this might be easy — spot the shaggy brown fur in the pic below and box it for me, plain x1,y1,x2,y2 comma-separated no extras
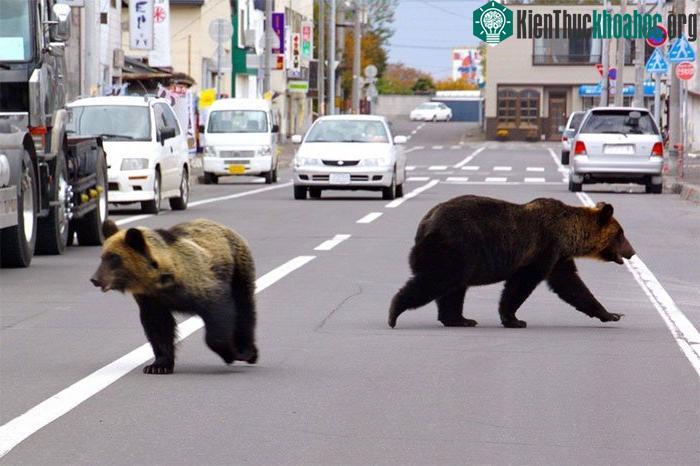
388,196,635,329
92,219,257,374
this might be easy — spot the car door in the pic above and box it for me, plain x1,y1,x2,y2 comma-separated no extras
160,103,189,184
387,122,406,184
153,103,178,192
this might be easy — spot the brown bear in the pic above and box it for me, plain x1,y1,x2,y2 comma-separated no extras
90,218,258,374
388,196,635,329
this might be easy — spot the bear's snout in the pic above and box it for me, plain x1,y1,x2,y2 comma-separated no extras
90,273,110,292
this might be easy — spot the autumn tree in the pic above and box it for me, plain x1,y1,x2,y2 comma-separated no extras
376,63,433,95
341,31,387,102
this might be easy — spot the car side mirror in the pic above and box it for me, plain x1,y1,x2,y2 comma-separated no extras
393,135,407,145
50,4,71,42
291,134,302,144
159,127,176,144
272,124,279,133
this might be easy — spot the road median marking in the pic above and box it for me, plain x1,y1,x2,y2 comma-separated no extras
0,254,316,458
453,147,484,168
314,234,351,251
356,212,383,224
576,191,700,377
385,179,439,208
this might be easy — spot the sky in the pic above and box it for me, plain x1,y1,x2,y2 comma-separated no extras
387,0,483,79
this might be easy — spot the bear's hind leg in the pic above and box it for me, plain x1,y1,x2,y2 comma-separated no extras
388,275,456,328
499,268,545,328
136,296,177,374
437,285,477,327
203,311,237,365
231,265,258,364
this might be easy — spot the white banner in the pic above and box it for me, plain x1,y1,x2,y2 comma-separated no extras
149,0,171,66
129,0,154,50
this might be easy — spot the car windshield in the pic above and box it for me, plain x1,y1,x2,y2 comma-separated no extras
580,110,658,135
0,0,32,62
569,113,585,130
207,110,268,133
66,105,152,141
305,120,389,143
417,103,438,110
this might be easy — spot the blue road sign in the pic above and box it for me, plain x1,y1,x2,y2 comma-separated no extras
646,48,669,74
668,37,696,63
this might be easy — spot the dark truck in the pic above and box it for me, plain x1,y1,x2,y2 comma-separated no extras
0,1,107,267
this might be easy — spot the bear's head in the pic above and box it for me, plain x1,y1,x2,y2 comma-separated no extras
90,219,175,295
589,202,635,264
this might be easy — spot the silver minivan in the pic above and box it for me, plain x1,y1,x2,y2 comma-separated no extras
569,107,664,193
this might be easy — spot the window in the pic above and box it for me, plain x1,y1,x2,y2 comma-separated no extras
158,104,181,135
0,0,32,61
498,89,540,128
66,105,152,141
497,89,518,125
534,28,601,65
580,109,658,135
305,120,389,143
207,110,269,134
519,90,539,126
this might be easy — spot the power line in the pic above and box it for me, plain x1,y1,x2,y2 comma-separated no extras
388,43,471,50
414,0,470,19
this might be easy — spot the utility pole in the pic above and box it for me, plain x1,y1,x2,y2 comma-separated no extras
653,0,663,123
351,1,362,114
328,0,336,115
670,0,685,157
632,0,646,108
600,0,611,106
614,0,627,107
84,0,99,95
264,0,273,94
318,0,326,115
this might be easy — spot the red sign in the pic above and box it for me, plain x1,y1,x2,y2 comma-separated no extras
646,24,668,48
595,63,603,76
676,61,695,80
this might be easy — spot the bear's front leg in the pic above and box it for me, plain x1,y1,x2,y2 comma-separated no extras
437,285,478,327
499,268,546,328
136,296,176,375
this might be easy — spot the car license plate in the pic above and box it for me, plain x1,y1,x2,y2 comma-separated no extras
228,165,246,174
604,144,634,155
329,173,351,184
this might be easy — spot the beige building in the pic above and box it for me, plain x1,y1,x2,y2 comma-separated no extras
485,4,656,141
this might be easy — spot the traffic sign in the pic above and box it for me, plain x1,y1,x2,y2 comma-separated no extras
668,36,696,63
595,63,603,76
208,18,233,43
646,24,668,48
646,48,669,74
364,65,378,78
676,61,695,80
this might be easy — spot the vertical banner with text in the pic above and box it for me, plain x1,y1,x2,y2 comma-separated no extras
149,0,171,66
130,0,154,50
301,21,313,64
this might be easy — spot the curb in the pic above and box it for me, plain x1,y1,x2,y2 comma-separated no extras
664,177,700,204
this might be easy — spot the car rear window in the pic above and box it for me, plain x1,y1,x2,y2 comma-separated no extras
569,113,584,130
580,110,658,135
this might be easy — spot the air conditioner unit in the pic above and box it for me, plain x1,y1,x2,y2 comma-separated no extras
113,49,125,68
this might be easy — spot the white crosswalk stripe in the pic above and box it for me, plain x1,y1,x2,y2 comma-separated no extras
526,167,545,172
461,166,479,171
485,177,507,182
524,177,546,183
428,165,448,170
493,166,512,171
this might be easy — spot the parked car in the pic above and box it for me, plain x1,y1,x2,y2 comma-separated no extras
560,111,585,165
409,102,452,122
291,115,408,200
568,107,664,193
201,98,279,184
66,96,191,214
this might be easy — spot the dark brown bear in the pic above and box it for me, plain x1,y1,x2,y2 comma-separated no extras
91,219,258,374
388,196,635,329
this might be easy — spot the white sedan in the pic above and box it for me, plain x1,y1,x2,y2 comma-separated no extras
409,102,452,121
292,115,408,200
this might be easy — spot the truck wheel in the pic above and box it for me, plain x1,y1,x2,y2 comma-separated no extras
203,172,218,184
76,151,108,245
169,167,189,210
568,178,582,192
141,170,161,214
36,152,70,255
1,151,38,268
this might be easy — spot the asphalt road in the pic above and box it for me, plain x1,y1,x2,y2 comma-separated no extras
1,118,699,465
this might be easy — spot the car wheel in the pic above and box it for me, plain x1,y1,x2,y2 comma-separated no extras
561,150,570,165
263,170,274,184
169,167,189,210
294,185,307,200
309,187,322,199
203,171,218,184
0,150,38,267
141,170,161,214
568,178,582,192
382,174,397,200
272,166,278,183
36,152,70,255
76,150,108,246
395,183,404,198
646,182,662,194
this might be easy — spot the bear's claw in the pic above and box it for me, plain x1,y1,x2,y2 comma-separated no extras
440,318,478,327
143,364,174,375
601,312,624,322
502,319,527,328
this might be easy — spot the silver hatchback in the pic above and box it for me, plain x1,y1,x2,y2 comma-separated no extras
568,107,664,193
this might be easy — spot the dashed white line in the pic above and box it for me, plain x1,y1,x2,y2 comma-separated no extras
386,179,439,208
432,145,444,150
356,212,383,224
406,166,416,171
485,177,507,182
314,234,351,251
461,166,480,171
0,254,317,458
454,147,485,168
446,177,469,182
494,166,512,171
575,191,700,377
450,145,461,150
548,148,568,182
428,165,448,171
407,176,430,181
524,177,546,183
526,167,545,172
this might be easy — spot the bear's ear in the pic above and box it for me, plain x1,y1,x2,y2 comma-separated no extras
597,203,614,226
124,228,148,256
102,219,119,239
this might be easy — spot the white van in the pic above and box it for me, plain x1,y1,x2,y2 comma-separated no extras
202,98,279,184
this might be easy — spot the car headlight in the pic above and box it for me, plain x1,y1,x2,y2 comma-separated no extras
360,157,391,167
204,146,216,156
294,157,321,168
120,158,149,171
256,145,272,157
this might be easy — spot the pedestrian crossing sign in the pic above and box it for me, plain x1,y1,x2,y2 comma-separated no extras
646,48,669,74
668,37,696,63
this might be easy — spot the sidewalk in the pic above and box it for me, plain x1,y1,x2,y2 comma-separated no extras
664,152,700,204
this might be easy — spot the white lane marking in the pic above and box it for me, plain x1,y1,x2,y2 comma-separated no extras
314,234,351,251
446,176,469,182
548,148,568,182
461,166,480,171
404,146,424,154
406,166,416,171
385,179,439,208
576,191,700,377
485,177,507,182
432,145,444,150
524,177,546,183
450,145,461,150
454,147,484,168
526,167,545,172
428,165,448,171
494,166,512,171
407,176,430,182
356,212,383,224
114,182,292,227
442,181,564,186
0,254,316,458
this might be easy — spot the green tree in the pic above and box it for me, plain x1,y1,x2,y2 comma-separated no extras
367,0,400,44
412,77,435,94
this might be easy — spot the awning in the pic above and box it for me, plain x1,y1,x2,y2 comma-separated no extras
579,81,656,98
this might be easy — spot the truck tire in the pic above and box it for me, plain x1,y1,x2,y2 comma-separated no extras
141,170,161,214
1,151,38,268
76,151,108,245
169,166,189,210
36,152,70,255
